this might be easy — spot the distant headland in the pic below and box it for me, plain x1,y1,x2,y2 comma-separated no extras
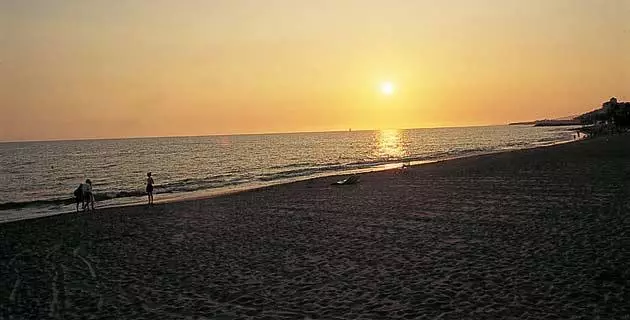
509,118,581,127
510,97,630,127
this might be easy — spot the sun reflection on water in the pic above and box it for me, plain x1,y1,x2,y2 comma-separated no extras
376,129,407,159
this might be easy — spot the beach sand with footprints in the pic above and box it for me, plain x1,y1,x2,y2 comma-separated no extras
2,135,630,319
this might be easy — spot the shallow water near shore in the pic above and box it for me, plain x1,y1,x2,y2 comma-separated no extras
0,125,578,222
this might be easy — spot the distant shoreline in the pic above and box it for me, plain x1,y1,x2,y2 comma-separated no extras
0,132,583,225
509,120,582,126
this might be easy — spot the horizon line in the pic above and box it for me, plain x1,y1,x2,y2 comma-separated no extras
0,123,507,144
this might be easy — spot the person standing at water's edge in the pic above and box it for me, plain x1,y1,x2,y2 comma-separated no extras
146,172,154,205
74,183,84,212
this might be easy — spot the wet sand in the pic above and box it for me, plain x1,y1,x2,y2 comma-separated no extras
2,135,630,319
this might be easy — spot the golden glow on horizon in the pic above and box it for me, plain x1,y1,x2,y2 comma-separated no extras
1,1,628,141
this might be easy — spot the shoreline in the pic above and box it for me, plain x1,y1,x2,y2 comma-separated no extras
2,133,629,318
0,135,583,225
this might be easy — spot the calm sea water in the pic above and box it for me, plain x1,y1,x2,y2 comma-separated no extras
0,126,578,222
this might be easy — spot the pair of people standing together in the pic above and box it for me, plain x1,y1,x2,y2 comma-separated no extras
74,179,95,212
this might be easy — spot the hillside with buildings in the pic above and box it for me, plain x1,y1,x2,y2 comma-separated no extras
510,97,630,127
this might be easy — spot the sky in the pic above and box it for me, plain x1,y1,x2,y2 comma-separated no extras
1,0,629,141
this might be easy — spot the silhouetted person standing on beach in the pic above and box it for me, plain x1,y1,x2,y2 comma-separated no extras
146,172,154,205
74,183,84,212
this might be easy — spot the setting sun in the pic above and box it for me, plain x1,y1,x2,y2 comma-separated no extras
1,1,627,141
380,82,395,96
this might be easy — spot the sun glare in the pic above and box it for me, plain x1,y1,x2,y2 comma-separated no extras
376,129,406,159
380,82,395,95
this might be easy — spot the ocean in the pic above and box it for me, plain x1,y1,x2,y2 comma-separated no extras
0,125,579,222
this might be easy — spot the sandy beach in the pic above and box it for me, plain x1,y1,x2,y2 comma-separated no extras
1,134,629,319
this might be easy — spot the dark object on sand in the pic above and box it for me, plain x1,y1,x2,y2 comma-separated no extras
74,184,84,212
332,175,360,185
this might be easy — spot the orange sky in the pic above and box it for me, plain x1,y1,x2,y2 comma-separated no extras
1,0,629,141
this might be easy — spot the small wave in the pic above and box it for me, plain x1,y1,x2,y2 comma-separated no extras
159,176,244,191
0,190,148,211
0,198,75,211
257,162,354,182
258,169,321,182
501,142,527,148
529,136,571,147
344,159,389,167
535,137,564,143
257,160,405,182
268,162,317,170
99,190,146,200
417,147,494,161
